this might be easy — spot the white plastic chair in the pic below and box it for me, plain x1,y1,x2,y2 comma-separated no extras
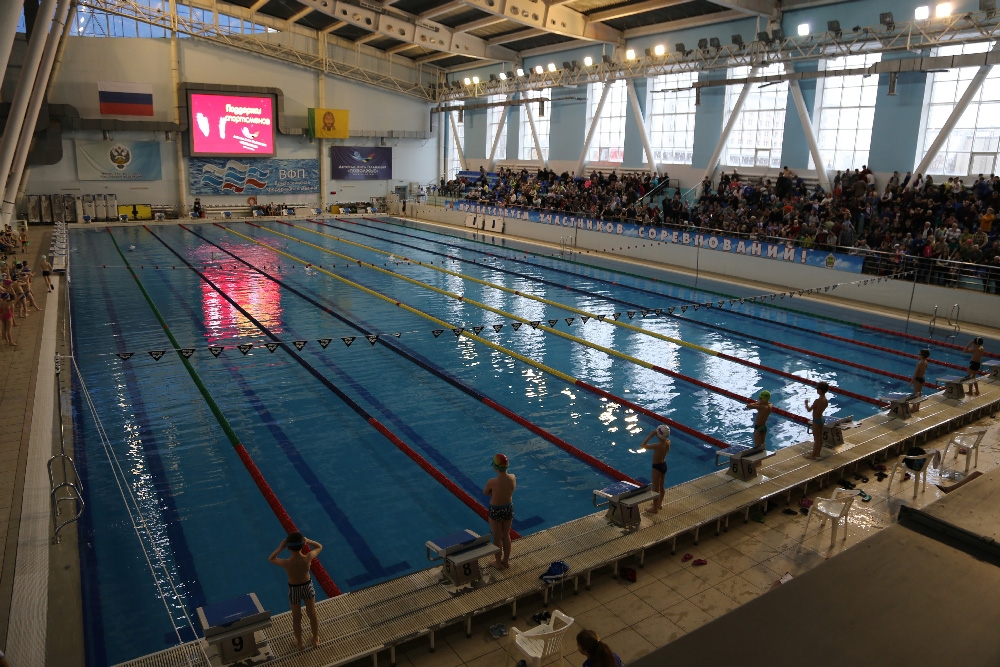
804,488,860,548
508,609,574,667
940,428,988,475
886,451,934,500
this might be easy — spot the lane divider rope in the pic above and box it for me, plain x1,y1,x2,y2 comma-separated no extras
104,227,342,597
219,223,732,449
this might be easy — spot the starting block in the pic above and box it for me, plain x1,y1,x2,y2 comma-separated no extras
938,375,974,400
986,365,998,379
426,529,499,587
817,415,854,448
593,481,657,529
879,392,930,420
715,448,775,482
195,593,272,666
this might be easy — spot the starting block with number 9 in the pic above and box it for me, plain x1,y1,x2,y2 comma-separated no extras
196,593,272,665
426,529,499,587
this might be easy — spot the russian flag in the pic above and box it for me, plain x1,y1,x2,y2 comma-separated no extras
98,81,154,116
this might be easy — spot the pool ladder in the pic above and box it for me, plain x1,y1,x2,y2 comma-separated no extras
928,304,961,342
48,353,84,544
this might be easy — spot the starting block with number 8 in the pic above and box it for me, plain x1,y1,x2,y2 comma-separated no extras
426,529,499,587
196,593,272,666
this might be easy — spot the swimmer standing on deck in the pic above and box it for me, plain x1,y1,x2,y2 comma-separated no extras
268,532,323,651
639,424,670,514
912,349,930,411
484,453,516,570
804,382,829,460
964,337,985,396
745,390,772,454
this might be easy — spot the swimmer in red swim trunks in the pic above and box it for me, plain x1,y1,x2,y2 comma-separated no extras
484,453,516,569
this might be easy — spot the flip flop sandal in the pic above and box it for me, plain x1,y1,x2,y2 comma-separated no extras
853,474,870,483
858,490,872,502
800,507,810,515
489,623,508,638
836,478,856,490
875,472,888,482
782,508,798,515
692,559,708,566
799,498,814,508
681,553,694,562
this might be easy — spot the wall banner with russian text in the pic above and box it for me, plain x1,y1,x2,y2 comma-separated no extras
189,158,319,195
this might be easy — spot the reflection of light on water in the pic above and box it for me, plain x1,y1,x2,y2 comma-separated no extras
194,244,282,342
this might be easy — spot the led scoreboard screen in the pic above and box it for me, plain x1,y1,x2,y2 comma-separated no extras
189,92,276,157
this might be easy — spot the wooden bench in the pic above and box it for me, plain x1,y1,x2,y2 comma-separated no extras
714,448,776,482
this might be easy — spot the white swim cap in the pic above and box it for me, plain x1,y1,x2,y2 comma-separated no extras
656,424,670,438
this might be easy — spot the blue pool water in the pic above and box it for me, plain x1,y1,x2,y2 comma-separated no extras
70,218,984,664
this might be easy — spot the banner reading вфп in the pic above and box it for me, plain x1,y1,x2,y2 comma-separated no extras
330,146,392,180
189,158,319,195
308,108,350,138
76,140,162,180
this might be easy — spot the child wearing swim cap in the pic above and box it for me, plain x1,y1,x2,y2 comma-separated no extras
268,531,324,650
639,425,671,514
964,337,985,396
484,453,516,569
745,390,772,453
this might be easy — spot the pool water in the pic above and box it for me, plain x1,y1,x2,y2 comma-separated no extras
70,218,981,665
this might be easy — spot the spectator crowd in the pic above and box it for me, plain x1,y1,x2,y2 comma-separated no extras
443,163,1000,292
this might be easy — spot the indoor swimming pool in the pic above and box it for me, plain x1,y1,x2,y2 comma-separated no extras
70,217,987,664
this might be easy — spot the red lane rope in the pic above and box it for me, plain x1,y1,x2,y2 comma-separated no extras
861,324,1000,359
714,352,884,405
234,444,340,595
575,381,731,449
816,330,968,371
764,339,933,389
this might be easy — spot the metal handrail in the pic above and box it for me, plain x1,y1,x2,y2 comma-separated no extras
48,350,84,543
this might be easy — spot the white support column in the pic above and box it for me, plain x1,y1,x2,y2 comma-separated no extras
449,110,467,172
0,0,25,84
486,97,510,171
0,0,58,200
0,0,70,227
702,67,756,183
788,66,830,192
318,34,327,210
626,79,656,177
913,41,1000,184
170,12,188,217
576,78,611,176
524,100,546,169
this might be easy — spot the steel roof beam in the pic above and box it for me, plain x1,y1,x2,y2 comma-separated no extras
489,27,544,44
455,15,508,33
622,10,743,38
288,6,313,23
455,0,622,44
709,0,777,17
419,1,463,19
587,0,689,24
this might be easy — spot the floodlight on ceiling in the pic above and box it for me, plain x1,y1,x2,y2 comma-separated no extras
827,20,841,36
563,61,573,70
981,0,996,17
675,42,686,52
880,12,894,29
463,77,472,85
535,65,544,74
936,2,952,16
516,67,525,77
654,44,666,56
709,37,721,48
915,5,930,19
756,31,772,44
489,74,498,82
498,71,507,80
697,38,708,49
731,34,743,46
583,56,593,66
548,62,557,72
602,54,612,64
771,28,784,41
472,76,479,84
625,48,636,59
797,23,809,36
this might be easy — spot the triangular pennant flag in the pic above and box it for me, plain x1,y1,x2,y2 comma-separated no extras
739,298,745,305
749,297,757,302
392,332,401,338
318,338,332,348
769,294,776,300
266,342,280,352
611,312,620,320
667,307,675,315
342,337,356,346
149,350,165,361
581,316,590,323
779,293,785,299
654,308,663,315
238,343,253,355
293,340,307,350
209,346,224,357
547,319,559,327
366,335,378,345
511,322,522,331
432,330,444,338
627,311,636,319
115,352,133,360
453,328,464,337
693,304,700,311
799,290,805,295
528,321,539,329
718,301,725,308
597,315,606,322
831,285,838,290
492,324,504,332
704,302,712,309
565,318,575,326
824,286,830,292
472,325,484,334
680,306,688,313
729,300,736,306
180,348,195,358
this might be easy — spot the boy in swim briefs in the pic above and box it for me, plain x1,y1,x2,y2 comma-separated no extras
483,453,516,570
268,532,323,650
639,424,671,514
745,390,772,453
964,337,985,396
912,349,930,410
804,382,829,460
